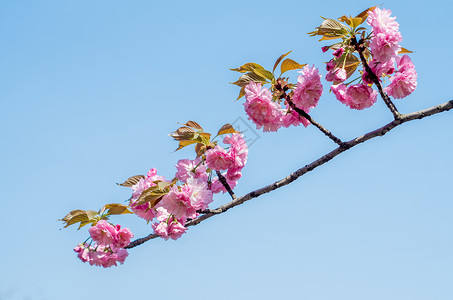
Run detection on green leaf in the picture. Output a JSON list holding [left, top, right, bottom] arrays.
[[102, 204, 133, 216], [216, 124, 240, 136], [280, 58, 306, 74], [117, 175, 145, 187], [253, 68, 274, 81], [230, 62, 264, 73], [231, 72, 267, 87], [273, 51, 292, 73]]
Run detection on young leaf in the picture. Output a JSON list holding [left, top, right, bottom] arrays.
[[175, 140, 198, 151], [231, 72, 267, 87], [355, 6, 377, 23], [183, 121, 203, 130], [102, 203, 133, 216], [253, 68, 274, 81], [281, 58, 307, 74], [60, 210, 96, 229], [351, 17, 363, 28], [216, 123, 240, 136], [117, 175, 145, 187], [273, 51, 292, 73], [170, 126, 196, 141], [338, 15, 352, 26], [399, 47, 413, 54], [230, 62, 264, 73], [236, 86, 246, 101], [308, 18, 347, 40], [134, 186, 168, 207]]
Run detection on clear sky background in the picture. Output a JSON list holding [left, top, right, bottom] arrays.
[[1, 0, 452, 299]]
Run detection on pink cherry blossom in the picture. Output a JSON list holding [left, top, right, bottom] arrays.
[[89, 220, 116, 246], [282, 107, 310, 128], [367, 7, 400, 35], [384, 56, 417, 99], [160, 177, 213, 221], [333, 48, 344, 58], [175, 157, 208, 183], [205, 146, 233, 171], [74, 243, 129, 268], [152, 207, 188, 240], [326, 68, 347, 83], [210, 176, 238, 194], [244, 81, 283, 132], [112, 226, 134, 250], [367, 8, 402, 64], [223, 133, 248, 169], [331, 83, 377, 110], [74, 244, 90, 263], [292, 65, 323, 110]]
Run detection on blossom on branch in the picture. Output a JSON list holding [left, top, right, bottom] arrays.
[[244, 81, 283, 132]]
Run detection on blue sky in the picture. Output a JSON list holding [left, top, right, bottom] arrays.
[[1, 1, 452, 299]]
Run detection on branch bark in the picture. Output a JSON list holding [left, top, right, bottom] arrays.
[[125, 100, 453, 249]]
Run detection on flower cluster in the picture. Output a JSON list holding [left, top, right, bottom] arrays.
[[74, 220, 133, 267], [131, 133, 248, 240], [327, 7, 417, 110], [243, 65, 323, 132]]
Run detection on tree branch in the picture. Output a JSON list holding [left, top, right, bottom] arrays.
[[125, 100, 453, 249]]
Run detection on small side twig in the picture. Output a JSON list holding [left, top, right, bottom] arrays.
[[286, 97, 344, 146], [216, 171, 237, 201], [351, 36, 401, 120]]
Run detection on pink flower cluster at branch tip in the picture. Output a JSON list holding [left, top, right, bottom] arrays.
[[210, 133, 248, 193], [75, 220, 133, 268], [152, 207, 187, 240], [367, 7, 402, 64], [74, 244, 129, 268], [385, 55, 417, 99], [331, 83, 378, 110], [89, 220, 134, 250], [244, 81, 283, 132], [160, 177, 213, 223], [293, 65, 323, 110]]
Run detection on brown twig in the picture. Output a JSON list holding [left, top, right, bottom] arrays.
[[351, 36, 401, 120], [286, 97, 344, 146], [216, 170, 237, 201], [274, 79, 344, 146], [125, 100, 453, 249]]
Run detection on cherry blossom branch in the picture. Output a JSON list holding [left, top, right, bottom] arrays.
[[125, 99, 453, 249], [216, 171, 237, 200], [286, 97, 344, 146], [351, 36, 401, 120]]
